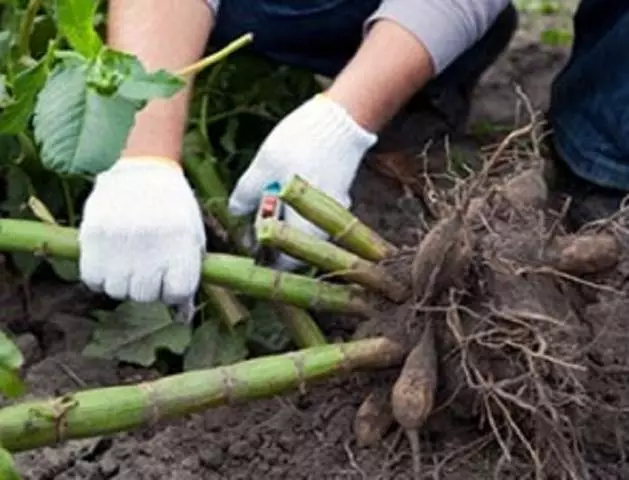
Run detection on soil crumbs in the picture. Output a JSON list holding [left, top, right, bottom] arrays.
[[7, 24, 629, 480]]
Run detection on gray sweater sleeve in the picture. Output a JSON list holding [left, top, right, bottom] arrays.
[[366, 0, 511, 74], [206, 0, 220, 15]]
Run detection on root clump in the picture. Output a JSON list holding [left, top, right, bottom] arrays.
[[351, 142, 629, 478]]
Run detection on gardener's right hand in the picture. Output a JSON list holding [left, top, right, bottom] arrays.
[[78, 157, 206, 305]]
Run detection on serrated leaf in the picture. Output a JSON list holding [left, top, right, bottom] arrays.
[[0, 447, 21, 480], [33, 62, 137, 175], [0, 329, 25, 398], [83, 301, 192, 367], [247, 302, 291, 353], [183, 318, 248, 371], [55, 0, 102, 58]]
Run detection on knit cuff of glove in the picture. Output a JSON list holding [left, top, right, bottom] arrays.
[[115, 156, 182, 170], [306, 94, 378, 184]]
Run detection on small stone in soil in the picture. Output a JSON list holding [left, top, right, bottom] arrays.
[[228, 440, 251, 459], [199, 445, 225, 469]]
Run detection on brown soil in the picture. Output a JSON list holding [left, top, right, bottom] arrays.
[[8, 30, 629, 480]]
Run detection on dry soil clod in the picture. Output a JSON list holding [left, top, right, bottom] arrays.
[[501, 168, 548, 211], [353, 385, 395, 448], [552, 233, 620, 275]]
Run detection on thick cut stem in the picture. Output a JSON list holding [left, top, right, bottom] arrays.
[[203, 285, 249, 328], [0, 338, 405, 452], [183, 156, 247, 254], [0, 219, 368, 315], [279, 176, 398, 261], [258, 218, 408, 302], [183, 156, 328, 347], [202, 254, 368, 314], [273, 303, 327, 347]]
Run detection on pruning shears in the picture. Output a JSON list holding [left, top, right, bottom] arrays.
[[253, 181, 284, 266]]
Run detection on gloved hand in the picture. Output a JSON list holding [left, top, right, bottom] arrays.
[[78, 157, 206, 311], [228, 94, 378, 270]]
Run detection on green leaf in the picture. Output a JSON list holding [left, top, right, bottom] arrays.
[[0, 75, 8, 107], [0, 329, 25, 398], [0, 134, 20, 166], [118, 69, 185, 102], [84, 48, 184, 101], [0, 58, 49, 134], [33, 61, 137, 175], [0, 447, 21, 480], [183, 318, 248, 371], [47, 257, 79, 282], [55, 0, 102, 58], [540, 28, 573, 47], [11, 252, 42, 278], [0, 30, 11, 55], [1, 165, 34, 217], [83, 301, 192, 367], [219, 117, 239, 155], [247, 302, 291, 353]]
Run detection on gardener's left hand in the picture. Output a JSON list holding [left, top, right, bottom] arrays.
[[228, 94, 378, 271]]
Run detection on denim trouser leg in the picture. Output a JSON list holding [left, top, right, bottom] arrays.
[[550, 1, 629, 190], [211, 0, 381, 78], [211, 1, 516, 97]]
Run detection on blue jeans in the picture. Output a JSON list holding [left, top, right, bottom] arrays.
[[550, 1, 629, 190]]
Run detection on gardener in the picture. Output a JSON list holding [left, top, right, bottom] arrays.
[[78, 0, 626, 310]]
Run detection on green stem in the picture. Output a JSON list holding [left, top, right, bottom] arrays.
[[273, 304, 327, 348], [201, 254, 368, 314], [0, 447, 20, 479], [183, 158, 328, 347], [258, 219, 408, 302], [59, 177, 76, 227], [0, 219, 368, 315], [183, 156, 246, 254], [0, 338, 404, 453], [176, 33, 254, 77], [280, 176, 398, 262], [202, 285, 249, 329], [16, 0, 43, 58]]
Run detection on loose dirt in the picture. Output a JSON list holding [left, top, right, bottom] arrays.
[[7, 11, 629, 480]]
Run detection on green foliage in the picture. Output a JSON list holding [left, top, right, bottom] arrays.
[[0, 0, 316, 379], [83, 302, 192, 367], [247, 302, 292, 354], [0, 447, 21, 480], [184, 318, 248, 370], [1, 0, 184, 177], [540, 28, 573, 46], [0, 329, 25, 399], [55, 0, 102, 57], [514, 0, 562, 15]]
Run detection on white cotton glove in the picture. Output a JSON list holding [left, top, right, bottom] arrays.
[[78, 157, 206, 313], [228, 94, 378, 270]]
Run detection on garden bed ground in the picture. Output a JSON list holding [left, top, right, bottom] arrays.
[[6, 15, 629, 480]]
